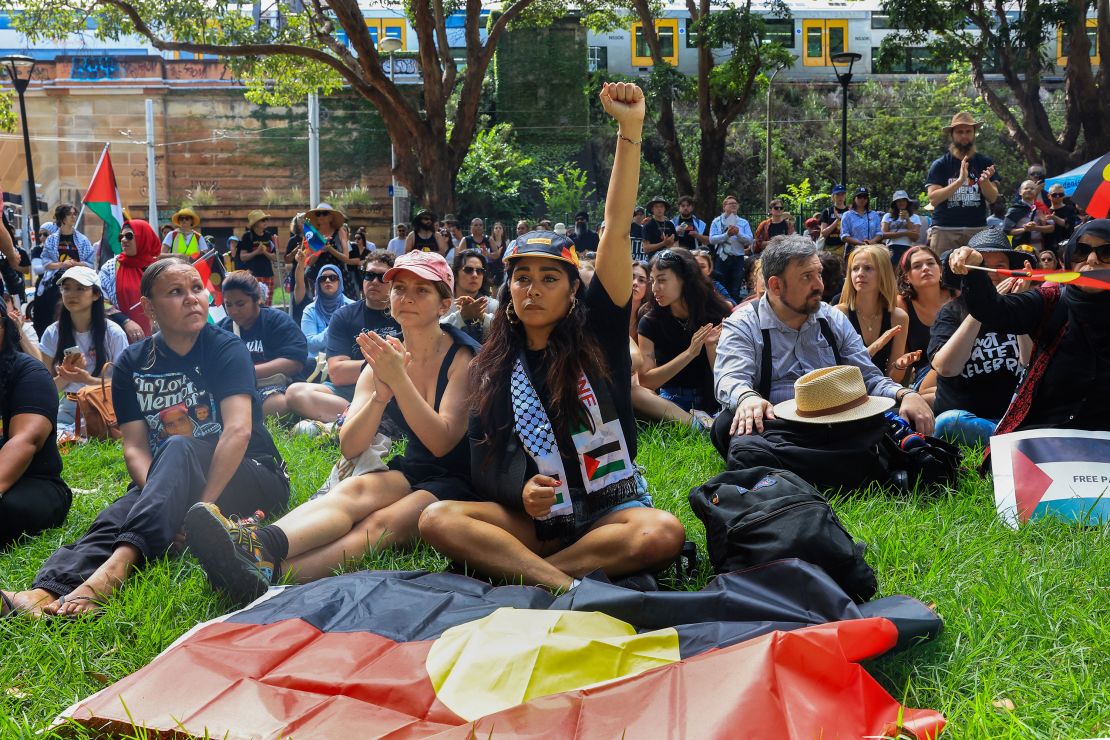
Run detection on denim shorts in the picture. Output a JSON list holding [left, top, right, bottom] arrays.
[[563, 470, 653, 546], [323, 380, 357, 402]]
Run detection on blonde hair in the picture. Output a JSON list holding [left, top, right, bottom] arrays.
[[839, 245, 897, 311]]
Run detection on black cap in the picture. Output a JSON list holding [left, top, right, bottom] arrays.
[[853, 187, 870, 198]]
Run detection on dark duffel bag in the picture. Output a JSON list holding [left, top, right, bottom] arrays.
[[689, 466, 877, 603]]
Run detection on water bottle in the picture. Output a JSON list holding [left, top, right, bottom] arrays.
[[884, 410, 927, 451]]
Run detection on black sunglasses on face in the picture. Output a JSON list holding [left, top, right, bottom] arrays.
[[771, 205, 783, 210], [1073, 242, 1110, 263], [319, 274, 339, 283], [1050, 192, 1064, 198], [120, 233, 135, 241], [363, 271, 387, 282], [461, 266, 485, 276]]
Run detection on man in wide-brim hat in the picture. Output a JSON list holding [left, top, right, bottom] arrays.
[[643, 195, 676, 255], [925, 110, 1001, 255], [171, 207, 202, 229]]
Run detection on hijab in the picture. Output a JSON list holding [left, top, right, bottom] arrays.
[[116, 219, 161, 336], [313, 264, 346, 324], [1062, 219, 1110, 348]]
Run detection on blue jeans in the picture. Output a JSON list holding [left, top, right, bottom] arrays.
[[658, 385, 706, 413], [935, 410, 998, 448], [713, 254, 746, 307]]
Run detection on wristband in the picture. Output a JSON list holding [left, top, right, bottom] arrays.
[[617, 133, 642, 146], [734, 390, 761, 409]]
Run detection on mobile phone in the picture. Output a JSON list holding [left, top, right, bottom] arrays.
[[63, 346, 81, 359]]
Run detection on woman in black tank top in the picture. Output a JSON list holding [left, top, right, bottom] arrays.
[[896, 246, 949, 385], [836, 245, 912, 382], [184, 251, 478, 606]]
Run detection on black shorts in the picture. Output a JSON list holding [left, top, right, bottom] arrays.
[[387, 457, 476, 502]]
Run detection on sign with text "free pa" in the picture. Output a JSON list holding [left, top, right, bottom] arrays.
[[991, 429, 1110, 528]]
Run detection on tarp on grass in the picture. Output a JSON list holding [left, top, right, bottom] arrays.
[[57, 559, 946, 738]]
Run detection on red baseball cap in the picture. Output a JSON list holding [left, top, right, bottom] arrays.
[[383, 250, 454, 293]]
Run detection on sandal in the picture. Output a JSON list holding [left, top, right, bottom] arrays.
[[54, 594, 106, 618]]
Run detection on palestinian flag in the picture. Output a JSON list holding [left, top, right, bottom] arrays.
[[82, 144, 124, 256], [1007, 433, 1110, 525], [56, 561, 946, 738], [1071, 151, 1110, 218], [582, 439, 627, 481]]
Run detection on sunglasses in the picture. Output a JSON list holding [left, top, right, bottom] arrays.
[[461, 266, 485, 276], [1050, 192, 1064, 198], [319, 274, 339, 283], [120, 232, 135, 241], [1073, 242, 1110, 263], [770, 205, 783, 210], [363, 271, 387, 283]]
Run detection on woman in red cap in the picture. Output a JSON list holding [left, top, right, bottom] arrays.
[[419, 82, 686, 591], [185, 250, 480, 607]]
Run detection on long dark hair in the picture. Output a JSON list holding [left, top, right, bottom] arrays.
[[54, 281, 109, 376], [897, 245, 943, 301], [0, 308, 25, 420], [472, 261, 610, 452], [453, 248, 491, 297], [889, 198, 916, 218], [640, 247, 731, 325]]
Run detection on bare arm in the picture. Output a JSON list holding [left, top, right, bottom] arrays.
[[254, 357, 303, 378], [120, 419, 154, 489], [198, 394, 253, 504], [338, 365, 389, 459], [593, 81, 644, 306], [327, 355, 364, 386], [636, 334, 699, 390], [0, 413, 52, 494], [930, 313, 982, 377]]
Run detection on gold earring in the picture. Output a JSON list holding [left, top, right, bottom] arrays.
[[505, 303, 520, 326]]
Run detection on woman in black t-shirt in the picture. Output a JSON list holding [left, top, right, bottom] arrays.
[[218, 271, 308, 417], [417, 82, 685, 591], [186, 251, 478, 607], [637, 247, 730, 414], [1, 256, 289, 617], [0, 310, 71, 557]]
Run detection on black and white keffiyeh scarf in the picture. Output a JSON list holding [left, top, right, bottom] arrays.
[[510, 354, 636, 540]]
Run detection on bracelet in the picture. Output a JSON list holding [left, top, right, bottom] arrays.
[[734, 390, 761, 408], [617, 133, 642, 146]]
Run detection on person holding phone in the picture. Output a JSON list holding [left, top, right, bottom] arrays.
[[38, 266, 128, 435]]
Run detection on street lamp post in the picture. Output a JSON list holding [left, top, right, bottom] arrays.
[[765, 62, 787, 207], [830, 51, 862, 189], [379, 37, 404, 232], [1, 55, 40, 234]]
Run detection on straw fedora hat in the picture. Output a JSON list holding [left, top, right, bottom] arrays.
[[773, 366, 894, 424], [942, 111, 981, 135], [306, 203, 346, 231], [171, 207, 201, 227], [246, 209, 270, 230]]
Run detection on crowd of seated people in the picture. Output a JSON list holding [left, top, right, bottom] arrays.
[[3, 89, 1109, 620]]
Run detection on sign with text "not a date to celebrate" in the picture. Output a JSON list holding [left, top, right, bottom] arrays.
[[991, 429, 1110, 528]]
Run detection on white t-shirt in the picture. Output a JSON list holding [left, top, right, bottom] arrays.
[[387, 237, 407, 257], [39, 320, 129, 392], [881, 213, 923, 247]]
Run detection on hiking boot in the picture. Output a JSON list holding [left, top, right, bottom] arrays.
[[185, 502, 275, 608]]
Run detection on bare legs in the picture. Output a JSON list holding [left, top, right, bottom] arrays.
[[419, 501, 686, 591], [631, 384, 693, 425], [285, 383, 350, 422], [262, 392, 290, 418], [271, 471, 435, 583]]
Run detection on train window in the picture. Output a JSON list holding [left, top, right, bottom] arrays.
[[632, 19, 679, 66], [802, 19, 848, 66], [1057, 19, 1099, 66], [685, 18, 699, 49], [871, 14, 891, 30], [366, 19, 408, 51], [762, 18, 794, 48]]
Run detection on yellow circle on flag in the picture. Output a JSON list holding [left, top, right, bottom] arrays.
[[1043, 271, 1080, 283], [425, 607, 680, 721]]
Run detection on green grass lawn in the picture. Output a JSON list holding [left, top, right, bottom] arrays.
[[2, 423, 1107, 738]]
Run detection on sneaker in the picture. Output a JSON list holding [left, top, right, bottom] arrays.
[[185, 502, 275, 608]]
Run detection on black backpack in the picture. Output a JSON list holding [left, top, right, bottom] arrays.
[[689, 467, 877, 603]]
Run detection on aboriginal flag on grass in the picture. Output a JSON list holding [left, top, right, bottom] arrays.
[[58, 560, 945, 738]]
